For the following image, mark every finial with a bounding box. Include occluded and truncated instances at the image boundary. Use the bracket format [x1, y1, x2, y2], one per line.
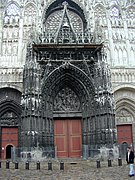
[62, 1, 68, 7]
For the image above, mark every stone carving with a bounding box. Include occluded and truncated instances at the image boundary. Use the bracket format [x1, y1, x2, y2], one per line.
[116, 109, 133, 123]
[53, 87, 80, 111]
[1, 111, 18, 126]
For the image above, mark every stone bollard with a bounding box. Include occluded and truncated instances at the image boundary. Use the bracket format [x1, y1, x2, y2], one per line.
[108, 159, 112, 167]
[48, 160, 52, 170]
[6, 160, 10, 169]
[96, 160, 100, 168]
[15, 161, 19, 169]
[25, 161, 29, 170]
[118, 158, 122, 166]
[37, 161, 40, 170]
[60, 161, 64, 170]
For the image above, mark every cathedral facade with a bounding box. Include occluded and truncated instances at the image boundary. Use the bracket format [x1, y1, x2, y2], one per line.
[0, 0, 134, 159]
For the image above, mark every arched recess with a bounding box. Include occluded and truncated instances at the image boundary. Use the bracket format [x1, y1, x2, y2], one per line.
[42, 63, 95, 114]
[114, 87, 135, 152]
[94, 4, 106, 26]
[41, 63, 96, 155]
[24, 3, 37, 25]
[115, 103, 134, 155]
[114, 87, 135, 117]
[3, 2, 20, 24]
[0, 87, 22, 159]
[43, 0, 87, 30]
[113, 84, 135, 93]
[116, 102, 135, 124]
[126, 6, 135, 27]
[6, 144, 13, 159]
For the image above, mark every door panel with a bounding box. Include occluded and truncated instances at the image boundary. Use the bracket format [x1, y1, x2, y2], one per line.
[117, 124, 133, 144]
[68, 120, 82, 157]
[54, 120, 68, 157]
[54, 119, 82, 158]
[1, 127, 18, 159]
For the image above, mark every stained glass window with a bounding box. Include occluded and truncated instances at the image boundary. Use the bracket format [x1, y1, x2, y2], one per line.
[6, 4, 20, 16]
[110, 7, 119, 17]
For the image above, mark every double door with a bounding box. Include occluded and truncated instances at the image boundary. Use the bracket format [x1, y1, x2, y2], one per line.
[54, 119, 82, 158]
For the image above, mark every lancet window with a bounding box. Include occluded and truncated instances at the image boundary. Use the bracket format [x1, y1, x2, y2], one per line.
[110, 6, 123, 26]
[24, 4, 37, 26]
[4, 3, 20, 24]
[94, 5, 106, 26]
[126, 7, 135, 27]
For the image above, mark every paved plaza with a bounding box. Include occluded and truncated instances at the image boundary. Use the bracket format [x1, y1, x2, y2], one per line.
[0, 159, 135, 180]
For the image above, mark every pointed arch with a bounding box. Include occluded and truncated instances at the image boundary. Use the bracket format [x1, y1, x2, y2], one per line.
[43, 0, 87, 30]
[126, 6, 135, 19]
[0, 99, 21, 118]
[94, 4, 106, 26]
[109, 5, 123, 27]
[4, 2, 20, 24]
[0, 87, 22, 126]
[24, 3, 37, 25]
[115, 96, 135, 121]
[42, 63, 95, 102]
[116, 107, 134, 124]
[126, 6, 135, 27]
[94, 4, 106, 18]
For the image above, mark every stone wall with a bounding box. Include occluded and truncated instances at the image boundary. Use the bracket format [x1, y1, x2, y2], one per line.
[0, 0, 135, 148]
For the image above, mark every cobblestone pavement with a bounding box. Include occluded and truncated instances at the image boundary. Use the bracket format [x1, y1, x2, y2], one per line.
[0, 159, 134, 180]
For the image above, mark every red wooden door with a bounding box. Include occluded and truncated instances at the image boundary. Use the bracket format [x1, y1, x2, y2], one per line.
[1, 127, 18, 159]
[117, 124, 133, 144]
[54, 119, 82, 158]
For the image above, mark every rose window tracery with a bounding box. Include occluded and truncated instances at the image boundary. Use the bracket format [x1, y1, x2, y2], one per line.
[45, 8, 83, 33]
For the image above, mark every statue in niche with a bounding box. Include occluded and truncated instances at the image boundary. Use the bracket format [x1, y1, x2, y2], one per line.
[53, 87, 80, 111]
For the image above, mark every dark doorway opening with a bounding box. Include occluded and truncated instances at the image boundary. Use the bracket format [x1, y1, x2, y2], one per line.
[119, 142, 128, 158]
[6, 145, 13, 159]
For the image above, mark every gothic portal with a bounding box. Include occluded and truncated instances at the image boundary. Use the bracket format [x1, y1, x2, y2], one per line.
[21, 0, 116, 158]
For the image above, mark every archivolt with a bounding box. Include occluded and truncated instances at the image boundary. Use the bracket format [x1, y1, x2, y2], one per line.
[41, 63, 95, 102]
[0, 99, 21, 118]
